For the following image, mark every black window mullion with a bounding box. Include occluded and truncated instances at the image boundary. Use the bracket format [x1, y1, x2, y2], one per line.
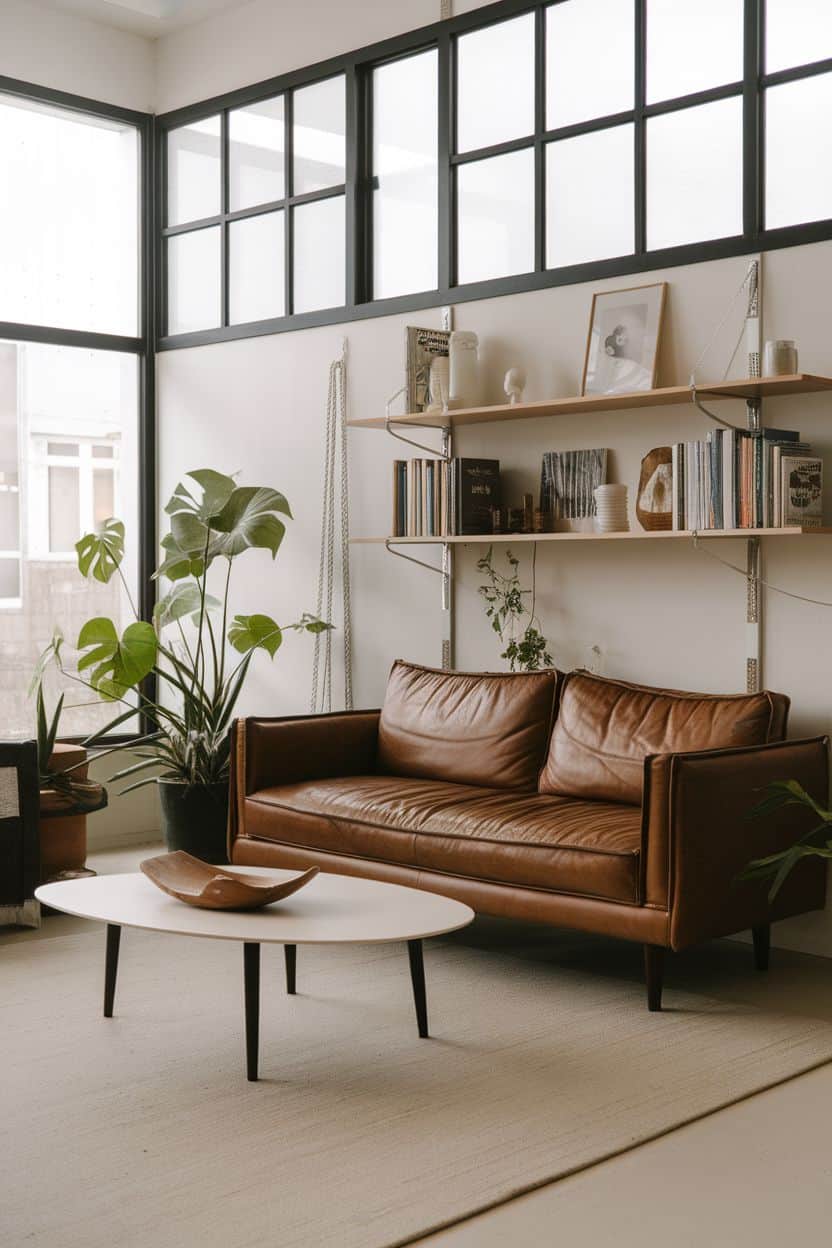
[220, 110, 230, 327]
[285, 90, 294, 315]
[534, 2, 546, 273]
[438, 29, 453, 290]
[745, 0, 763, 236]
[345, 63, 361, 306]
[634, 0, 647, 255]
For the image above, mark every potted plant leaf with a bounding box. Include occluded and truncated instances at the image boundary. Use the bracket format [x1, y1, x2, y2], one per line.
[740, 780, 832, 900]
[56, 469, 329, 863]
[30, 630, 108, 883]
[477, 546, 554, 672]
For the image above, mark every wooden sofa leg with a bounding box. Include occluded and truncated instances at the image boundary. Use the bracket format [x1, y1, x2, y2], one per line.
[644, 945, 665, 1012]
[752, 924, 771, 972]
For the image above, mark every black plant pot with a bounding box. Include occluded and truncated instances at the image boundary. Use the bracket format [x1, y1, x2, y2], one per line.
[157, 779, 230, 864]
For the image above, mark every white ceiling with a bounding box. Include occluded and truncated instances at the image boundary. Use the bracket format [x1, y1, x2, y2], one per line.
[39, 0, 254, 37]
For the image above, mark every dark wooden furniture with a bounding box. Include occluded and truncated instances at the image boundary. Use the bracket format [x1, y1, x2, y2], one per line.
[0, 740, 40, 928]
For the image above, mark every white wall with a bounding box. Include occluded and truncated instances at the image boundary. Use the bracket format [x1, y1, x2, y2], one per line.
[0, 0, 154, 112]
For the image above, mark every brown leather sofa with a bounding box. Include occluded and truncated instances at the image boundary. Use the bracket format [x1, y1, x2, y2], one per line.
[228, 662, 828, 1009]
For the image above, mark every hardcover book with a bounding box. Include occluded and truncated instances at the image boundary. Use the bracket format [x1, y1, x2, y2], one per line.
[781, 456, 823, 529]
[453, 458, 500, 535]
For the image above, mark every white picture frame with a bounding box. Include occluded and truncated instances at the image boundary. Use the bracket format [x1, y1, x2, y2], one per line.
[581, 282, 667, 397]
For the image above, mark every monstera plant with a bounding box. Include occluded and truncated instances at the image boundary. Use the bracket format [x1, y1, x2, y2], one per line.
[58, 469, 328, 862]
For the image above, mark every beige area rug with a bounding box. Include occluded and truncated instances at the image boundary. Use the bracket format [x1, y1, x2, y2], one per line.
[3, 919, 832, 1248]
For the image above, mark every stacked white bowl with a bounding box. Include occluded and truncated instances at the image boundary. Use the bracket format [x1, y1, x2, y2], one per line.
[593, 484, 629, 533]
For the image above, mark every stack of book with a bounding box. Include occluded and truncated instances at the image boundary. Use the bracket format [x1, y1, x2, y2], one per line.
[392, 458, 500, 537]
[671, 427, 823, 530]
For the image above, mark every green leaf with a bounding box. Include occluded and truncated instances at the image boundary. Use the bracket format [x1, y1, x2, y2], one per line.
[153, 583, 221, 630]
[228, 614, 283, 657]
[165, 470, 237, 522]
[75, 518, 125, 584]
[295, 612, 333, 635]
[154, 530, 206, 582]
[77, 617, 158, 700]
[211, 486, 292, 559]
[28, 627, 64, 697]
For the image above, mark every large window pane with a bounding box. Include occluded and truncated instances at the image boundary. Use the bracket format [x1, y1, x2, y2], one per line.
[167, 115, 221, 225]
[373, 50, 438, 300]
[547, 125, 634, 267]
[456, 14, 535, 152]
[0, 341, 138, 738]
[646, 0, 743, 104]
[766, 75, 832, 229]
[547, 1, 634, 129]
[646, 98, 743, 249]
[293, 196, 345, 313]
[457, 148, 534, 285]
[767, 0, 832, 72]
[293, 76, 346, 195]
[230, 211, 285, 324]
[0, 94, 139, 336]
[229, 97, 285, 211]
[167, 227, 222, 335]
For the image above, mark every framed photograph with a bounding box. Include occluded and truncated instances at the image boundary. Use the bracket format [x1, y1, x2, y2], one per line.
[581, 282, 667, 397]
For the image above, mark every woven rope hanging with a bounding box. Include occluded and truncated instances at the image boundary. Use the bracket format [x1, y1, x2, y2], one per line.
[311, 341, 353, 713]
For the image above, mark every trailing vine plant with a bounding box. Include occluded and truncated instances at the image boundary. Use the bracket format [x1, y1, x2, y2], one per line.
[476, 545, 554, 673]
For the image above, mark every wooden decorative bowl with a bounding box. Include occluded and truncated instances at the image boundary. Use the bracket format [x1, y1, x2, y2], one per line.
[140, 851, 319, 911]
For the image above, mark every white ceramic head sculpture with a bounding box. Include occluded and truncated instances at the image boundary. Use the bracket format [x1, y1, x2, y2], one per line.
[504, 367, 526, 405]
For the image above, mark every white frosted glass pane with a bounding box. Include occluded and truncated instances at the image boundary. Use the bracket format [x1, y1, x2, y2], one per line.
[373, 50, 438, 299]
[547, 0, 634, 128]
[457, 149, 534, 285]
[167, 227, 221, 334]
[168, 115, 221, 225]
[546, 125, 634, 267]
[766, 76, 832, 229]
[0, 94, 139, 336]
[229, 97, 285, 211]
[646, 98, 743, 249]
[230, 211, 285, 324]
[293, 196, 345, 313]
[0, 340, 139, 735]
[457, 15, 535, 152]
[767, 0, 832, 72]
[647, 0, 743, 103]
[293, 76, 346, 195]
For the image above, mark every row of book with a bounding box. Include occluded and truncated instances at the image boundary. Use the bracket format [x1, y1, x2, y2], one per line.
[392, 458, 500, 537]
[671, 427, 823, 531]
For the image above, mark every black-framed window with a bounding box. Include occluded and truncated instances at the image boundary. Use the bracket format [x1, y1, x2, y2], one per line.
[155, 0, 832, 349]
[0, 75, 154, 740]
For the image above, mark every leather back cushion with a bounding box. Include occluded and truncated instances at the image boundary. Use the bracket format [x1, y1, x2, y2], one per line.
[377, 660, 558, 790]
[540, 672, 790, 805]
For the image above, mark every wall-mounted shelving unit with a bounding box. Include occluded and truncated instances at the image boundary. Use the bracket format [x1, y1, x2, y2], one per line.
[348, 265, 832, 687]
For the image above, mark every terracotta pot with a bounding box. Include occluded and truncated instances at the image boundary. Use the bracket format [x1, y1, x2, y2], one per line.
[157, 779, 230, 864]
[39, 743, 97, 884]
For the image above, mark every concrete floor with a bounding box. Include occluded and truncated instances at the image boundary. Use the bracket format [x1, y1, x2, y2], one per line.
[7, 845, 831, 1248]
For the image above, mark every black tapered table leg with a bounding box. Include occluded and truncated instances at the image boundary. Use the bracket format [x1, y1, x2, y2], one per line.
[244, 942, 260, 1082]
[284, 943, 297, 995]
[407, 939, 429, 1038]
[103, 923, 121, 1018]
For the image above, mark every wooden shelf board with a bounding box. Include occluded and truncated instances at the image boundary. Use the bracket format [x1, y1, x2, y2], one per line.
[352, 527, 832, 545]
[347, 374, 832, 430]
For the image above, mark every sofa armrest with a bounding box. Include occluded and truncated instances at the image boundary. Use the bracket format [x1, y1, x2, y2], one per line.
[642, 735, 829, 950]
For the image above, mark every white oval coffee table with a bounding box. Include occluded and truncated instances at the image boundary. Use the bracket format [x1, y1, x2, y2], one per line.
[35, 868, 474, 1081]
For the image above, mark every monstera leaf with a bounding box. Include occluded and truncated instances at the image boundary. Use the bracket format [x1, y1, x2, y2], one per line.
[228, 614, 283, 657]
[154, 583, 221, 630]
[77, 618, 157, 700]
[165, 469, 237, 523]
[76, 519, 125, 584]
[211, 487, 292, 559]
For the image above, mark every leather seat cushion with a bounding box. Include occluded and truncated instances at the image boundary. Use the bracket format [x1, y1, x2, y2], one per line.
[243, 775, 641, 904]
[540, 671, 790, 805]
[376, 660, 558, 791]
